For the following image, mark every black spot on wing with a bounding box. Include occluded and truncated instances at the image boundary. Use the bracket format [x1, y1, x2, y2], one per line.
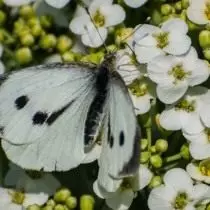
[46, 100, 75, 125]
[33, 112, 48, 125]
[119, 125, 141, 176]
[109, 135, 114, 148]
[119, 131, 124, 146]
[84, 65, 109, 146]
[15, 95, 29, 110]
[0, 126, 4, 135]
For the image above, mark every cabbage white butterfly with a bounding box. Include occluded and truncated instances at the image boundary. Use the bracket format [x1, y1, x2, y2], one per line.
[0, 52, 140, 189]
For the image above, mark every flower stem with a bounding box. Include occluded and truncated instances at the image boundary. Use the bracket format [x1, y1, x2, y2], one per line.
[146, 127, 152, 150]
[165, 153, 182, 163]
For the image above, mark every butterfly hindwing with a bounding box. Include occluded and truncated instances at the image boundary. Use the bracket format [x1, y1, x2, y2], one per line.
[0, 63, 100, 171]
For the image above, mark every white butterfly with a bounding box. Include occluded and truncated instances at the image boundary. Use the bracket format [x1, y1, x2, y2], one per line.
[0, 52, 140, 190]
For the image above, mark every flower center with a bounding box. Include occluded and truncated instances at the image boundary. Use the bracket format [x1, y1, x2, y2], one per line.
[129, 79, 148, 97]
[92, 10, 105, 27]
[199, 158, 210, 176]
[153, 32, 169, 49]
[174, 192, 188, 209]
[10, 191, 25, 205]
[205, 2, 210, 20]
[175, 99, 195, 112]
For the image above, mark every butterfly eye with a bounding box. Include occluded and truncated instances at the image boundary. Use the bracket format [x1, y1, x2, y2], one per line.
[15, 95, 29, 110]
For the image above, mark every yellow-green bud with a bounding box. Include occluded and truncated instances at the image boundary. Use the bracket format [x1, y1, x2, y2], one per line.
[56, 35, 73, 53]
[150, 145, 156, 154]
[15, 47, 32, 65]
[179, 10, 187, 21]
[199, 30, 210, 48]
[149, 176, 162, 188]
[155, 139, 168, 153]
[19, 5, 34, 18]
[141, 138, 148, 150]
[151, 9, 162, 25]
[39, 34, 57, 50]
[203, 48, 210, 60]
[54, 188, 71, 203]
[140, 151, 150, 163]
[150, 154, 163, 168]
[115, 27, 133, 45]
[27, 17, 40, 27]
[31, 24, 42, 37]
[41, 206, 53, 210]
[161, 4, 172, 16]
[181, 0, 189, 9]
[175, 1, 182, 12]
[20, 33, 34, 46]
[0, 10, 6, 25]
[46, 199, 56, 207]
[180, 144, 190, 160]
[65, 196, 77, 209]
[206, 203, 210, 210]
[40, 15, 53, 29]
[62, 51, 75, 62]
[0, 29, 4, 42]
[80, 195, 95, 210]
[54, 204, 68, 210]
[26, 204, 41, 210]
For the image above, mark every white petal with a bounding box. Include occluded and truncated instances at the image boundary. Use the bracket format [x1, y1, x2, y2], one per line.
[82, 27, 107, 47]
[184, 204, 196, 210]
[89, 0, 113, 15]
[157, 82, 188, 104]
[106, 189, 134, 210]
[134, 45, 164, 64]
[163, 168, 193, 192]
[135, 35, 157, 47]
[189, 142, 210, 160]
[3, 0, 33, 6]
[82, 144, 101, 164]
[44, 0, 69, 8]
[200, 104, 210, 127]
[148, 186, 175, 210]
[163, 31, 191, 55]
[188, 59, 209, 86]
[124, 0, 147, 8]
[23, 193, 48, 207]
[93, 181, 113, 199]
[101, 4, 125, 27]
[183, 129, 207, 144]
[162, 18, 189, 34]
[132, 165, 153, 191]
[0, 188, 12, 204]
[190, 184, 210, 200]
[159, 107, 182, 131]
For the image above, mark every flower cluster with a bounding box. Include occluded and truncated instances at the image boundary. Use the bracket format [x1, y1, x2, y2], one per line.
[1, 0, 210, 210]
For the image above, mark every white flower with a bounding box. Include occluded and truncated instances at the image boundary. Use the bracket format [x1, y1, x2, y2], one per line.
[187, 163, 210, 184]
[187, 0, 210, 25]
[4, 163, 60, 196]
[159, 86, 208, 134]
[44, 0, 71, 8]
[134, 18, 191, 63]
[0, 187, 48, 210]
[123, 0, 147, 8]
[183, 127, 210, 160]
[3, 0, 34, 6]
[147, 47, 209, 104]
[148, 168, 210, 210]
[94, 165, 153, 210]
[69, 0, 125, 47]
[129, 77, 156, 115]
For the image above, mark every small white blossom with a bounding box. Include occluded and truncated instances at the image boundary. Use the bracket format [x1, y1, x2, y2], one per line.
[187, 163, 210, 184]
[187, 0, 210, 25]
[134, 18, 191, 63]
[159, 86, 208, 134]
[147, 47, 209, 104]
[148, 168, 210, 210]
[0, 187, 48, 210]
[4, 163, 61, 196]
[69, 0, 125, 47]
[44, 0, 71, 8]
[123, 0, 147, 8]
[94, 165, 153, 210]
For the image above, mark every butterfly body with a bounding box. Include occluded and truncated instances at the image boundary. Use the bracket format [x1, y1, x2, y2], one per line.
[0, 53, 140, 190]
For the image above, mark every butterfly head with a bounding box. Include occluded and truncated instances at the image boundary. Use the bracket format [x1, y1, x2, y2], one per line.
[101, 52, 117, 73]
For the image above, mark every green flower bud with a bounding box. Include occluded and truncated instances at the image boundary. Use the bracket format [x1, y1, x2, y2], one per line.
[106, 44, 117, 53]
[15, 47, 32, 65]
[54, 188, 71, 203]
[19, 5, 34, 18]
[26, 204, 41, 210]
[40, 15, 53, 29]
[180, 144, 190, 160]
[150, 145, 157, 154]
[175, 1, 182, 12]
[149, 176, 162, 188]
[41, 206, 53, 210]
[39, 34, 57, 50]
[206, 204, 210, 210]
[27, 17, 40, 27]
[179, 10, 187, 21]
[46, 199, 56, 207]
[203, 48, 210, 60]
[199, 30, 210, 48]
[80, 195, 95, 210]
[155, 139, 168, 153]
[140, 151, 150, 163]
[0, 10, 6, 25]
[115, 27, 133, 45]
[181, 0, 189, 9]
[151, 9, 162, 25]
[62, 51, 75, 62]
[161, 4, 172, 16]
[150, 154, 163, 168]
[54, 204, 68, 210]
[0, 29, 5, 42]
[56, 35, 73, 53]
[11, 191, 25, 205]
[20, 33, 34, 46]
[141, 138, 148, 150]
[31, 24, 42, 37]
[65, 196, 77, 209]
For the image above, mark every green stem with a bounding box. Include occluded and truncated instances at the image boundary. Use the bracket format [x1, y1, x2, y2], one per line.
[146, 127, 152, 150]
[165, 153, 182, 163]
